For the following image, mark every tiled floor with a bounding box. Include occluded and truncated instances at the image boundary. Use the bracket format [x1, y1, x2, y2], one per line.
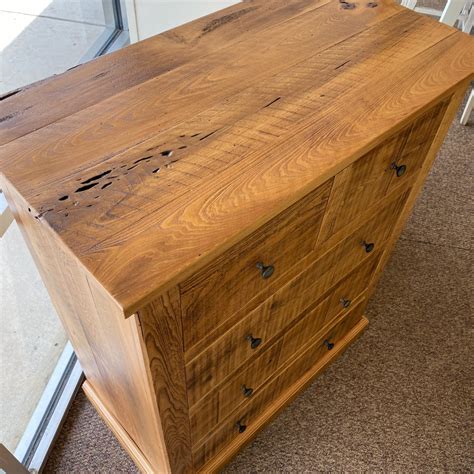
[0, 0, 109, 453]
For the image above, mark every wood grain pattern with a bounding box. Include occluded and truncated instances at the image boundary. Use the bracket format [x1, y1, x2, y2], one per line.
[193, 304, 367, 470]
[1, 2, 471, 315]
[189, 257, 378, 446]
[0, 182, 166, 471]
[137, 289, 193, 474]
[83, 381, 155, 474]
[180, 179, 332, 351]
[317, 99, 449, 242]
[183, 174, 417, 365]
[196, 316, 369, 473]
[0, 0, 332, 145]
[185, 187, 408, 407]
[367, 85, 471, 300]
[0, 3, 472, 472]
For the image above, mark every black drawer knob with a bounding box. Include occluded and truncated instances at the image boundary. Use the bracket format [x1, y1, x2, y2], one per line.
[340, 297, 352, 309]
[391, 162, 407, 177]
[241, 385, 254, 398]
[256, 262, 274, 279]
[236, 420, 247, 433]
[323, 339, 335, 350]
[245, 334, 262, 349]
[362, 241, 375, 253]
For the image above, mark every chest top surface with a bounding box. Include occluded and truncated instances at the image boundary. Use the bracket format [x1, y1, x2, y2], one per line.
[0, 0, 472, 314]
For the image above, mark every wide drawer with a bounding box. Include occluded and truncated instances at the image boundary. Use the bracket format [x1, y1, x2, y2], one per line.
[179, 179, 333, 351]
[185, 188, 409, 407]
[189, 257, 378, 446]
[192, 302, 365, 469]
[318, 99, 447, 243]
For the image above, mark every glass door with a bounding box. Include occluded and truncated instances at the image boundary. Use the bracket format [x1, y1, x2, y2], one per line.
[0, 1, 128, 470]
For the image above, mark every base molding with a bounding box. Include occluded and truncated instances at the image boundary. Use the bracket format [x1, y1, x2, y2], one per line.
[199, 316, 369, 473]
[84, 316, 368, 473]
[82, 381, 154, 473]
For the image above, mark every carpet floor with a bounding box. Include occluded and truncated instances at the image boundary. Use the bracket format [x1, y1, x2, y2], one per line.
[44, 92, 473, 473]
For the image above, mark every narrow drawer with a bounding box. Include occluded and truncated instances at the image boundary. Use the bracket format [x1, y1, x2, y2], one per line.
[318, 99, 448, 242]
[189, 257, 376, 446]
[192, 302, 365, 469]
[179, 179, 333, 352]
[185, 189, 408, 407]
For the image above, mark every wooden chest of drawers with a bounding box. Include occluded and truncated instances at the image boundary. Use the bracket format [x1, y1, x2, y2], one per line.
[0, 0, 472, 472]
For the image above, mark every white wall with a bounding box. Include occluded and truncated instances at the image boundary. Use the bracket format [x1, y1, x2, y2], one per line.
[125, 0, 241, 43]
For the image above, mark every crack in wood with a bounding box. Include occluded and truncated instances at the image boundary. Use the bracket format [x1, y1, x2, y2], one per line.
[75, 183, 99, 193]
[335, 60, 351, 70]
[263, 97, 281, 108]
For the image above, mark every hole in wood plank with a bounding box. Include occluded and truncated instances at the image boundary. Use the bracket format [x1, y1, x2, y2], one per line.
[75, 183, 99, 193]
[161, 150, 173, 157]
[101, 182, 112, 189]
[152, 168, 161, 174]
[58, 195, 69, 201]
[81, 170, 112, 184]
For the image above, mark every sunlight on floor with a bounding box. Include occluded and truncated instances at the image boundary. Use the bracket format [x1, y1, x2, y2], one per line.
[0, 0, 107, 93]
[0, 0, 108, 453]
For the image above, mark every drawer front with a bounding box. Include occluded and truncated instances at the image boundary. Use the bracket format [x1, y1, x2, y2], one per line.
[192, 302, 365, 469]
[318, 100, 447, 243]
[180, 180, 333, 352]
[189, 257, 377, 446]
[185, 188, 408, 407]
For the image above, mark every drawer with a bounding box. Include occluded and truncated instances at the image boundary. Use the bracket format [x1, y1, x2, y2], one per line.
[185, 189, 408, 407]
[180, 179, 333, 351]
[318, 100, 447, 242]
[189, 257, 377, 445]
[192, 302, 365, 469]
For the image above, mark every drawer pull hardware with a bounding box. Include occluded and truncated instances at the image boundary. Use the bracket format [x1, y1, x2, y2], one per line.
[323, 339, 335, 350]
[236, 420, 247, 433]
[245, 334, 262, 349]
[391, 162, 407, 177]
[361, 241, 375, 253]
[256, 262, 274, 279]
[340, 297, 352, 308]
[241, 385, 254, 398]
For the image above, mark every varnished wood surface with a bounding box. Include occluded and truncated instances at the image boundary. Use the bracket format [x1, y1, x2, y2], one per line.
[189, 254, 377, 445]
[317, 99, 448, 242]
[0, 0, 472, 315]
[193, 307, 368, 470]
[180, 180, 331, 351]
[83, 381, 155, 474]
[0, 0, 331, 145]
[185, 186, 408, 407]
[137, 290, 194, 473]
[1, 182, 167, 471]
